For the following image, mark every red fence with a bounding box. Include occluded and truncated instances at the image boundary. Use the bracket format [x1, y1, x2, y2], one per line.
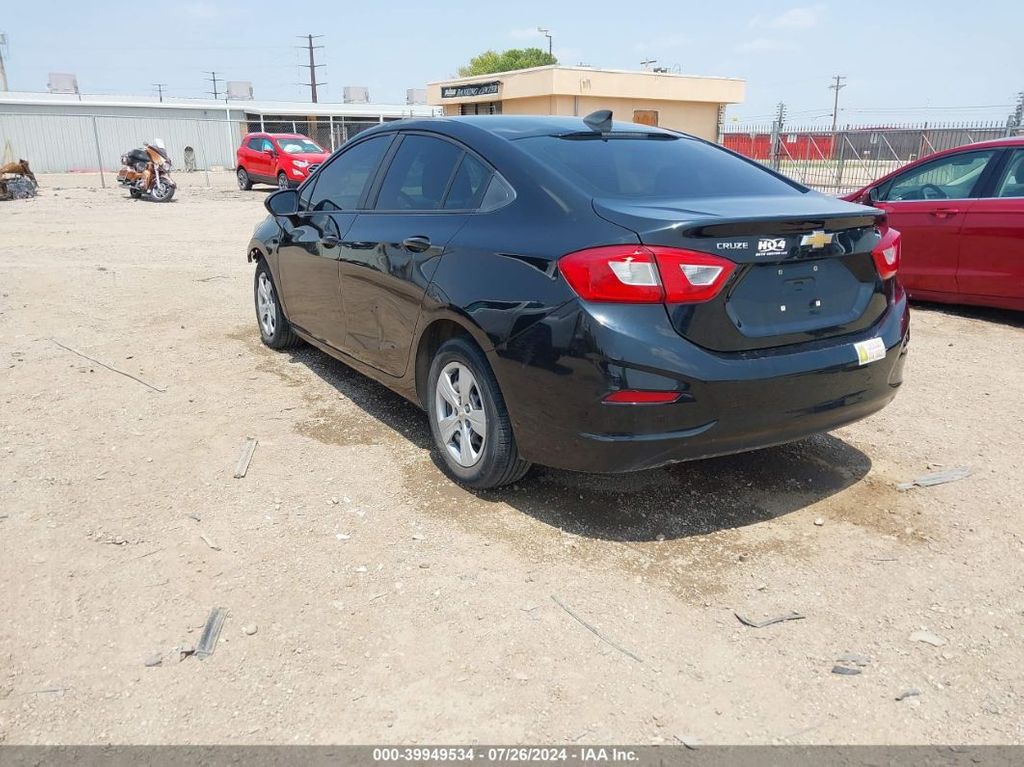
[724, 132, 835, 161]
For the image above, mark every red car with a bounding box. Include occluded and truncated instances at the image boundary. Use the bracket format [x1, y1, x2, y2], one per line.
[236, 133, 330, 191]
[843, 138, 1024, 311]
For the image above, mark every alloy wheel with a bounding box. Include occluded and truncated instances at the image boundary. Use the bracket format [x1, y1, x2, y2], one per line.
[434, 361, 487, 467]
[257, 271, 277, 337]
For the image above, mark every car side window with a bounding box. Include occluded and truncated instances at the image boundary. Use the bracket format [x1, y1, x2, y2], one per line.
[882, 150, 995, 201]
[993, 150, 1024, 198]
[306, 135, 391, 212]
[480, 174, 515, 211]
[261, 139, 274, 152]
[443, 153, 492, 210]
[246, 137, 263, 150]
[375, 135, 463, 211]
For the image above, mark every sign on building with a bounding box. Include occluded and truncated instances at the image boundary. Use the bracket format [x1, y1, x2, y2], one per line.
[441, 81, 500, 99]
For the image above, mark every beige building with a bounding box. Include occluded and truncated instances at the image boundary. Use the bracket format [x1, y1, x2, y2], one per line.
[427, 65, 745, 141]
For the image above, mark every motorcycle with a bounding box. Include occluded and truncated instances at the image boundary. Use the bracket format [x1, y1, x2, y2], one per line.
[117, 139, 176, 202]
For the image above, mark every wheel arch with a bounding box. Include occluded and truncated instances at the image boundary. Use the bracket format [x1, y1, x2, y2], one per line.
[413, 313, 493, 409]
[247, 240, 268, 264]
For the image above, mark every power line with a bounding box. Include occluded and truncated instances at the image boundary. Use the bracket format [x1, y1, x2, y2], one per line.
[205, 70, 222, 100]
[152, 83, 167, 103]
[829, 74, 847, 135]
[297, 34, 325, 104]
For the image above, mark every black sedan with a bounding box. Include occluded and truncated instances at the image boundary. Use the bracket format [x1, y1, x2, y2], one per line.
[247, 112, 909, 489]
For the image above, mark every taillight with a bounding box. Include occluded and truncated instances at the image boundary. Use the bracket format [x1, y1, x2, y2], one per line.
[559, 245, 735, 304]
[872, 227, 901, 280]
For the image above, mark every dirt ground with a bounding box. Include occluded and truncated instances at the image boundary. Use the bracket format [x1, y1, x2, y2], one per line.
[1, 172, 1022, 745]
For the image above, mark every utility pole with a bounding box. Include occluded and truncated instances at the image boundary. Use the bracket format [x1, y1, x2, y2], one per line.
[770, 101, 787, 171]
[829, 74, 847, 135]
[298, 34, 325, 103]
[153, 83, 167, 103]
[1014, 91, 1024, 131]
[205, 71, 222, 100]
[0, 33, 9, 92]
[538, 27, 552, 58]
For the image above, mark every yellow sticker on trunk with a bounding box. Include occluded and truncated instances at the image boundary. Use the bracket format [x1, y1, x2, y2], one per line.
[854, 337, 886, 366]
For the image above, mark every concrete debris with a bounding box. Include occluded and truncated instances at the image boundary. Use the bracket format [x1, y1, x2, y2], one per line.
[233, 437, 258, 478]
[910, 630, 948, 647]
[195, 607, 228, 659]
[831, 665, 861, 676]
[897, 466, 971, 491]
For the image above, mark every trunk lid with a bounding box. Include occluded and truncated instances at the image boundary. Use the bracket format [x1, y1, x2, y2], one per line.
[593, 194, 888, 352]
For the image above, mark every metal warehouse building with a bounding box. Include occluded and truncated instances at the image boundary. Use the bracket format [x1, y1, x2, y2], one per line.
[0, 92, 438, 173]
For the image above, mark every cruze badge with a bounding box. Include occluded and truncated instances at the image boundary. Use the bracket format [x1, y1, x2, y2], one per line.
[800, 230, 834, 249]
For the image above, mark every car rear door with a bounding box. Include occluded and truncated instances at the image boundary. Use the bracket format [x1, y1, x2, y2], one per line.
[241, 137, 263, 178]
[871, 149, 997, 297]
[337, 133, 482, 376]
[275, 134, 394, 348]
[957, 148, 1024, 303]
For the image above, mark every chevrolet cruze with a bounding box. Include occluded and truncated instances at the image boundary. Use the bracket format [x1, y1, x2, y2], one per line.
[247, 113, 909, 489]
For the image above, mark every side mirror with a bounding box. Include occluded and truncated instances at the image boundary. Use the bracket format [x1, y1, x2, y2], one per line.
[265, 188, 299, 217]
[866, 187, 881, 203]
[264, 148, 277, 156]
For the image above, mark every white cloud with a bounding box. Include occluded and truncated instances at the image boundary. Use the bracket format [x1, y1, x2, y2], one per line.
[554, 47, 584, 65]
[183, 2, 222, 19]
[632, 34, 689, 53]
[508, 27, 546, 42]
[734, 38, 799, 55]
[752, 4, 825, 30]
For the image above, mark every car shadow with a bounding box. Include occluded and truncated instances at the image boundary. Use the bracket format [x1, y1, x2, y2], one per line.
[286, 345, 873, 542]
[911, 300, 1024, 329]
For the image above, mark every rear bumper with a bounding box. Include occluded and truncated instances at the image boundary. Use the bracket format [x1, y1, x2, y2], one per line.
[491, 288, 909, 474]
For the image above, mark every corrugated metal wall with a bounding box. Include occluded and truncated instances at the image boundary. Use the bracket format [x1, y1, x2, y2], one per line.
[0, 104, 246, 172]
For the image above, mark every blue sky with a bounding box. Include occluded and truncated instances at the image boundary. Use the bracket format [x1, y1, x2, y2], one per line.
[2, 0, 1020, 125]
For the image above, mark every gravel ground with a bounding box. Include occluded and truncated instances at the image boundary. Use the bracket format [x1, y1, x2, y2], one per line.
[1, 172, 1022, 745]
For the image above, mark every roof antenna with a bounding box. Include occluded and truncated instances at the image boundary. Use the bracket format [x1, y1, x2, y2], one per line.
[583, 109, 612, 133]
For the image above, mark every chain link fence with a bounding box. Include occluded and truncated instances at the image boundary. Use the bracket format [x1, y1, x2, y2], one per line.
[0, 111, 399, 187]
[722, 121, 1020, 195]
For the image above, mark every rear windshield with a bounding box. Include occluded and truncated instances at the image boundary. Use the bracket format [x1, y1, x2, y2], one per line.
[517, 134, 805, 199]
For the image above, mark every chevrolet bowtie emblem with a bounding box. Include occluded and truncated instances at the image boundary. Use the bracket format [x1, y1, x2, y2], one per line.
[800, 230, 833, 249]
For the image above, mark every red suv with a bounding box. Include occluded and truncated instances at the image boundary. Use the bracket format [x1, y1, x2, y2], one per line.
[236, 133, 330, 190]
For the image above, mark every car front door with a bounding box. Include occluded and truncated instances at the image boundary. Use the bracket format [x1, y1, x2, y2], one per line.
[275, 134, 394, 348]
[871, 149, 997, 298]
[338, 133, 490, 376]
[957, 149, 1024, 303]
[256, 137, 277, 181]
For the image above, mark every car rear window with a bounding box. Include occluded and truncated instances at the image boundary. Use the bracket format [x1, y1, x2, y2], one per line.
[517, 134, 805, 199]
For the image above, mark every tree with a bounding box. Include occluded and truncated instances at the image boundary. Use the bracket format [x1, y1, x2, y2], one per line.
[458, 48, 558, 77]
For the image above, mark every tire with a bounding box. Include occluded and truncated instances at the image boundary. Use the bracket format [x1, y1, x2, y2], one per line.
[129, 188, 142, 199]
[237, 167, 252, 190]
[254, 259, 301, 350]
[150, 180, 175, 203]
[277, 172, 290, 190]
[427, 337, 531, 489]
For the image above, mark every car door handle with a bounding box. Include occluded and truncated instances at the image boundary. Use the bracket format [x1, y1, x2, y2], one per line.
[402, 235, 432, 253]
[930, 208, 960, 219]
[321, 235, 340, 248]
